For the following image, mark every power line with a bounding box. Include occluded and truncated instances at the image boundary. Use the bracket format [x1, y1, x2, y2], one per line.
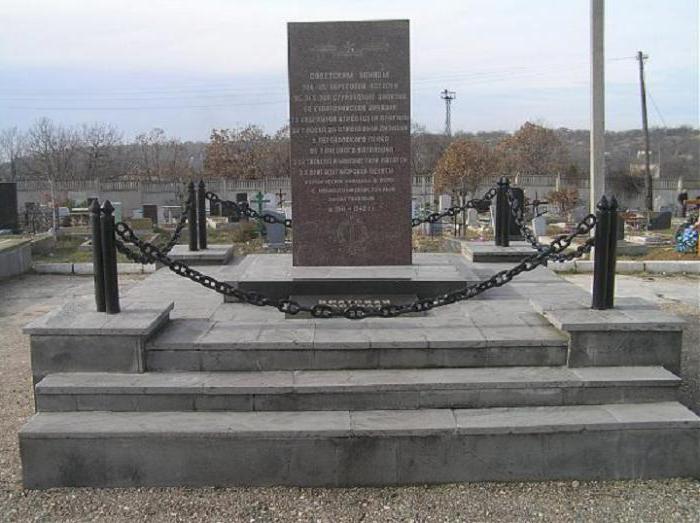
[4, 99, 288, 111]
[0, 57, 638, 98]
[647, 90, 668, 128]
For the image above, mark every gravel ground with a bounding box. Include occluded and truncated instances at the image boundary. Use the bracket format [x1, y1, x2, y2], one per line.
[1, 273, 699, 523]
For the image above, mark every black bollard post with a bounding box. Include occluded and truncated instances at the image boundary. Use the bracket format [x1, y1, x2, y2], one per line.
[100, 200, 120, 314]
[188, 181, 198, 251]
[495, 177, 510, 247]
[591, 195, 615, 310]
[89, 199, 106, 312]
[605, 196, 619, 308]
[198, 179, 207, 250]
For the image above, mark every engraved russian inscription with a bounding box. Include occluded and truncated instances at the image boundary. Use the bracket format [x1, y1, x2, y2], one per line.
[288, 20, 412, 266]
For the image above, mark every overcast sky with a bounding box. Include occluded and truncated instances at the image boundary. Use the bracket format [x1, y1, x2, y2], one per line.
[0, 0, 697, 140]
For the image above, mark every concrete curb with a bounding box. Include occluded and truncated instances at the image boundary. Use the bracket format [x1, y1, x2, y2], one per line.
[550, 260, 700, 274]
[33, 262, 156, 275]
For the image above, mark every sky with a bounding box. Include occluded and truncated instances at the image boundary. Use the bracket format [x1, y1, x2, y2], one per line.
[0, 0, 698, 141]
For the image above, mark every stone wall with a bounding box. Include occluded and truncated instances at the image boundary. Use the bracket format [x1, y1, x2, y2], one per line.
[16, 175, 699, 218]
[0, 240, 32, 279]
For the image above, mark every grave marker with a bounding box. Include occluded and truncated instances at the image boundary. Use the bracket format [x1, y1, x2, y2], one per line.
[264, 210, 286, 248]
[142, 204, 158, 226]
[0, 182, 18, 231]
[288, 20, 412, 266]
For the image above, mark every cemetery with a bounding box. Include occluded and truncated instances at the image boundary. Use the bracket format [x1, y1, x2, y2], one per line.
[5, 19, 696, 491]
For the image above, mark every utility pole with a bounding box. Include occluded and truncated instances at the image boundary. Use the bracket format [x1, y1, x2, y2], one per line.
[637, 50, 653, 210]
[589, 0, 605, 215]
[440, 89, 456, 136]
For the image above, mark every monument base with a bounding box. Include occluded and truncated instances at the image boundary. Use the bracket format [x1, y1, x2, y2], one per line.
[223, 253, 479, 302]
[164, 244, 234, 266]
[457, 241, 536, 263]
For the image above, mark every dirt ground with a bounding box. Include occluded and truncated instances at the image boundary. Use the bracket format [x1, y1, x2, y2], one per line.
[1, 273, 699, 523]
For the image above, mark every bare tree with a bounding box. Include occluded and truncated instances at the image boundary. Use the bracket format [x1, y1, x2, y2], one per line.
[25, 118, 81, 234]
[411, 123, 450, 178]
[80, 123, 122, 180]
[132, 128, 189, 180]
[0, 126, 26, 181]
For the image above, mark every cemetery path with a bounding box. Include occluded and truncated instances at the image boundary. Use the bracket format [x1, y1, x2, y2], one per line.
[1, 273, 699, 522]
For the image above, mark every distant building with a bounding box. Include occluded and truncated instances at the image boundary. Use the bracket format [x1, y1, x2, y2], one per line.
[630, 150, 660, 179]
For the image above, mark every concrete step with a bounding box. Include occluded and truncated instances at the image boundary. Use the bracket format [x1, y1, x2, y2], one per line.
[20, 402, 700, 488]
[146, 319, 569, 371]
[35, 366, 679, 412]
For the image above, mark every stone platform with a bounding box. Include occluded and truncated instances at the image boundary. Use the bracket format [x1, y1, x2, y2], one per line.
[165, 244, 234, 266]
[457, 241, 538, 263]
[18, 253, 700, 488]
[223, 253, 478, 301]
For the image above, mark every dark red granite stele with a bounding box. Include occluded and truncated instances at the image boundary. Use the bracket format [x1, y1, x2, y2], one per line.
[288, 20, 412, 266]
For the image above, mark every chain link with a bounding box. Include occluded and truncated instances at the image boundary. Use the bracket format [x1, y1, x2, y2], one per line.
[117, 187, 193, 263]
[113, 209, 597, 320]
[206, 192, 292, 228]
[410, 187, 497, 227]
[505, 187, 596, 262]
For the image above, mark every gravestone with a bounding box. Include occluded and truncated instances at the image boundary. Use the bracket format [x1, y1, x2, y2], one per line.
[288, 20, 412, 266]
[532, 215, 547, 237]
[264, 192, 278, 210]
[648, 211, 672, 231]
[439, 194, 452, 211]
[112, 202, 123, 223]
[571, 206, 588, 224]
[143, 204, 158, 226]
[0, 182, 19, 231]
[616, 212, 625, 240]
[508, 187, 525, 240]
[264, 210, 286, 248]
[466, 208, 479, 228]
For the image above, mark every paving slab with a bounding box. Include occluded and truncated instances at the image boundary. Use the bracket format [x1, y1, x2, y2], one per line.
[540, 305, 685, 332]
[23, 301, 174, 336]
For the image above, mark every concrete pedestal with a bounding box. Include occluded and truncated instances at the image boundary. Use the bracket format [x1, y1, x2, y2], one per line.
[223, 253, 478, 302]
[165, 244, 234, 266]
[459, 241, 536, 263]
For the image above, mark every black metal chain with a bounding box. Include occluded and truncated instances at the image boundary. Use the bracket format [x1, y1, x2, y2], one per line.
[116, 188, 193, 264]
[113, 210, 597, 320]
[206, 192, 293, 228]
[505, 187, 595, 262]
[205, 186, 499, 230]
[159, 192, 194, 254]
[410, 187, 497, 227]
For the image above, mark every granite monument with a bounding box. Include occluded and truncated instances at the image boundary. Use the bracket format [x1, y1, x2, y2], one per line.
[288, 20, 412, 266]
